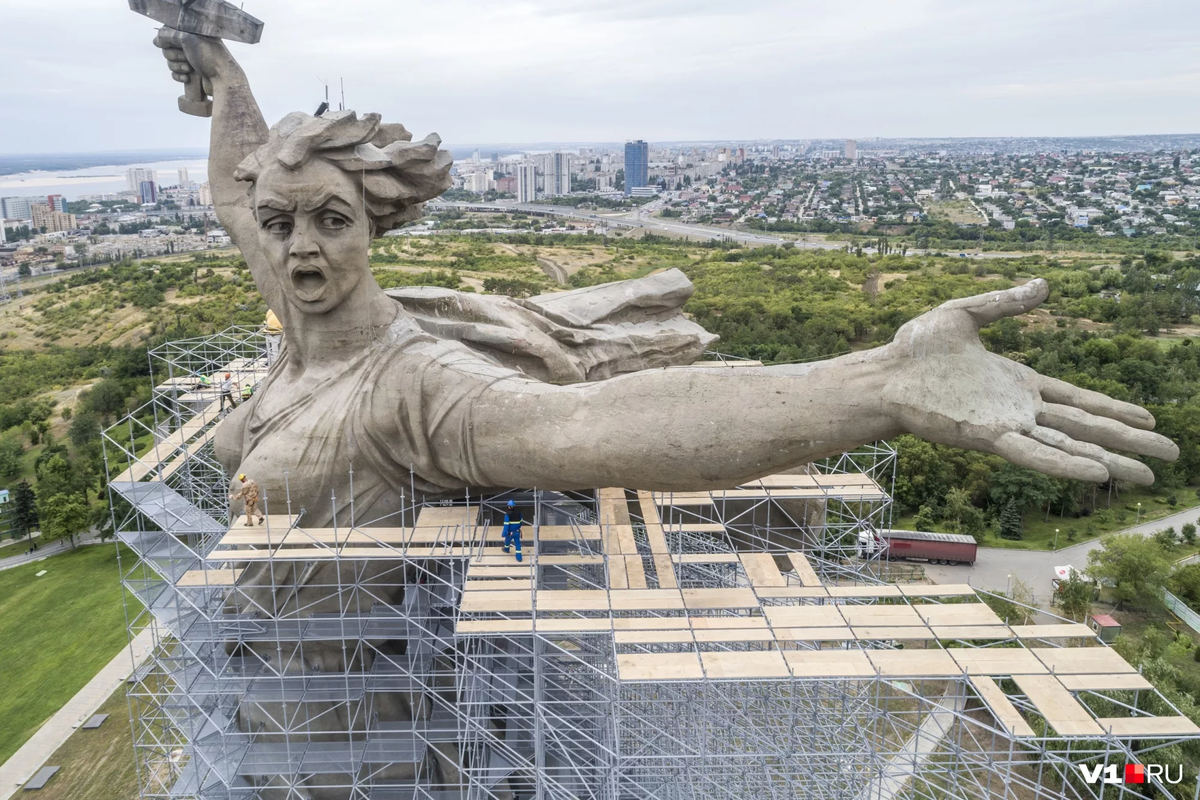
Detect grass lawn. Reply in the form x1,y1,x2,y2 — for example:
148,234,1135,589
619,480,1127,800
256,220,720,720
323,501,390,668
1099,602,1200,686
0,544,137,766
893,486,1200,551
25,683,139,800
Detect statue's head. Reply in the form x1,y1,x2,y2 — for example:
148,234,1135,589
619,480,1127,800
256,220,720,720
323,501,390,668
234,111,452,315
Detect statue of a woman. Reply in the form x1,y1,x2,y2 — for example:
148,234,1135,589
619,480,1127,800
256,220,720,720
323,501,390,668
154,32,1175,519
150,30,1179,800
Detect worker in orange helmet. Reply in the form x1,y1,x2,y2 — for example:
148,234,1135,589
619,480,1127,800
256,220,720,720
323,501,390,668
219,372,239,412
229,473,265,527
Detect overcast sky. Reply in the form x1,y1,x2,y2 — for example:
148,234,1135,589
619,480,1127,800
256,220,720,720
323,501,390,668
2,0,1200,154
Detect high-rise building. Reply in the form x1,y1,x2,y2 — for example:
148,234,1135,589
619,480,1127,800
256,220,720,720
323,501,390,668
46,194,67,213
139,181,158,205
178,167,191,188
127,167,157,195
544,152,572,197
516,163,538,203
199,182,214,206
845,140,857,160
31,203,77,233
1,196,39,221
0,221,6,245
624,140,649,196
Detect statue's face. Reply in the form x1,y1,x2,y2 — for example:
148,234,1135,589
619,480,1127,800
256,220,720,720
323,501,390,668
254,159,370,315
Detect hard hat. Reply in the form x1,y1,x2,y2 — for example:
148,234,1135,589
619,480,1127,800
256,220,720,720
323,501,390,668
507,500,515,508
238,473,246,481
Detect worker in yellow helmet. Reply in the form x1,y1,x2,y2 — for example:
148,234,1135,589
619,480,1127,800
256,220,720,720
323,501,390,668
229,473,264,527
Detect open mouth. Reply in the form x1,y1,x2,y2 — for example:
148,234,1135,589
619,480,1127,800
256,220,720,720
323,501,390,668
291,266,328,302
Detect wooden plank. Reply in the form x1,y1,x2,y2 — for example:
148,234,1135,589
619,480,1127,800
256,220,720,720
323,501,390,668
456,619,534,634
867,649,962,677
608,553,629,590
652,492,714,507
208,547,335,561
915,603,1004,628
459,591,533,614
617,652,703,681
689,617,769,630
1014,674,1104,737
663,523,726,533
614,630,694,644
536,590,609,612
651,552,676,590
839,606,924,627
613,526,639,557
899,584,977,598
970,676,1036,737
637,491,662,526
681,588,759,609
538,554,605,565
852,627,937,641
931,626,1013,640
784,650,874,677
1010,624,1096,640
826,586,903,598
1058,674,1154,692
535,618,614,633
740,553,787,588
623,555,648,590
467,566,532,578
465,579,533,592
416,506,480,528
786,552,821,587
612,618,690,631
948,649,1048,676
1096,716,1200,737
753,587,831,599
1030,647,1136,675
693,628,778,643
671,554,741,564
701,651,790,679
177,568,242,587
535,525,602,541
773,627,856,641
763,606,846,628
609,589,686,611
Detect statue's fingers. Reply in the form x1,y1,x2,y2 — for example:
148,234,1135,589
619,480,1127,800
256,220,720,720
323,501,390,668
941,278,1048,327
1037,403,1179,461
1038,374,1155,430
170,62,193,75
172,73,188,84
1029,426,1155,485
993,431,1109,483
154,27,188,50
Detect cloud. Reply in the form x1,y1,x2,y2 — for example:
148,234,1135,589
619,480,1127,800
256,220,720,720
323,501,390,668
1,0,1199,152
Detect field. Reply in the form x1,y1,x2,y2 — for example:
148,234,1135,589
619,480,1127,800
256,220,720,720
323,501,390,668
925,199,987,226
0,544,137,765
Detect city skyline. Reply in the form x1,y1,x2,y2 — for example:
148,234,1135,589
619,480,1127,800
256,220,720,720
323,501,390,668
4,1,1200,153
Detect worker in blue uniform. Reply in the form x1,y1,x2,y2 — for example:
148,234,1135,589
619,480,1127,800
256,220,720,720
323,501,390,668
502,500,524,562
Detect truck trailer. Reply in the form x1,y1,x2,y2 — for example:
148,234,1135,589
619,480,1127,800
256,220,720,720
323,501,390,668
877,529,978,566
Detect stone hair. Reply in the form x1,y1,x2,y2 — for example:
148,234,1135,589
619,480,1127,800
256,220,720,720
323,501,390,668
234,110,454,236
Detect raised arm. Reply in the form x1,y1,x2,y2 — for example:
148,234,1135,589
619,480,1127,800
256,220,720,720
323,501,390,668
154,30,269,278
450,281,1177,491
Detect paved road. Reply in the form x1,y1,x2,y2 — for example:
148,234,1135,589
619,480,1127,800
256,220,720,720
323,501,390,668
0,628,153,799
923,505,1200,604
0,533,104,573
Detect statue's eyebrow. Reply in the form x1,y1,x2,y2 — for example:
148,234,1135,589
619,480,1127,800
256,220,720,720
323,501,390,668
256,193,296,213
303,189,356,213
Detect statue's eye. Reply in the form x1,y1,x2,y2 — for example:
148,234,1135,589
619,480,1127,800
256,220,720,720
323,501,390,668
320,213,349,230
264,218,293,236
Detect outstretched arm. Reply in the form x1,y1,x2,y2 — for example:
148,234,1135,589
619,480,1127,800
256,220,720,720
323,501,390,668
450,280,1176,491
154,30,268,273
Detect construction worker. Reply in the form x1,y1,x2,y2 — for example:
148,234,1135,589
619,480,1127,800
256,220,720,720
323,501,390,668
229,473,265,527
502,499,523,562
219,372,239,412
241,382,254,402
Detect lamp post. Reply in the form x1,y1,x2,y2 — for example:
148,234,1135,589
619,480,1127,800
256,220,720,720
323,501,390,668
1054,528,1060,550
1137,502,1142,525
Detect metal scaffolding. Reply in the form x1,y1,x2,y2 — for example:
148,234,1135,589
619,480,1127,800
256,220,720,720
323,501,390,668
106,328,1200,800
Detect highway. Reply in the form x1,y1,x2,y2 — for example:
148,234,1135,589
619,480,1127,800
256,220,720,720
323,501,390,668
428,199,835,248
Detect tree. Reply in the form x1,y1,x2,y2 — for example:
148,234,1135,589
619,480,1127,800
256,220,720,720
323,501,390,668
942,487,985,538
9,480,37,540
999,500,1023,540
0,431,24,480
36,492,90,549
989,463,1057,515
1056,572,1095,622
1086,533,1171,610
1183,523,1197,546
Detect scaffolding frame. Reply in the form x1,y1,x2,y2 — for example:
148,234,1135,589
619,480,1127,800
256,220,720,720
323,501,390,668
105,329,1200,800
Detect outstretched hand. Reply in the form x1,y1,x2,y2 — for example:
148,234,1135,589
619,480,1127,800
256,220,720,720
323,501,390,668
880,278,1177,485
